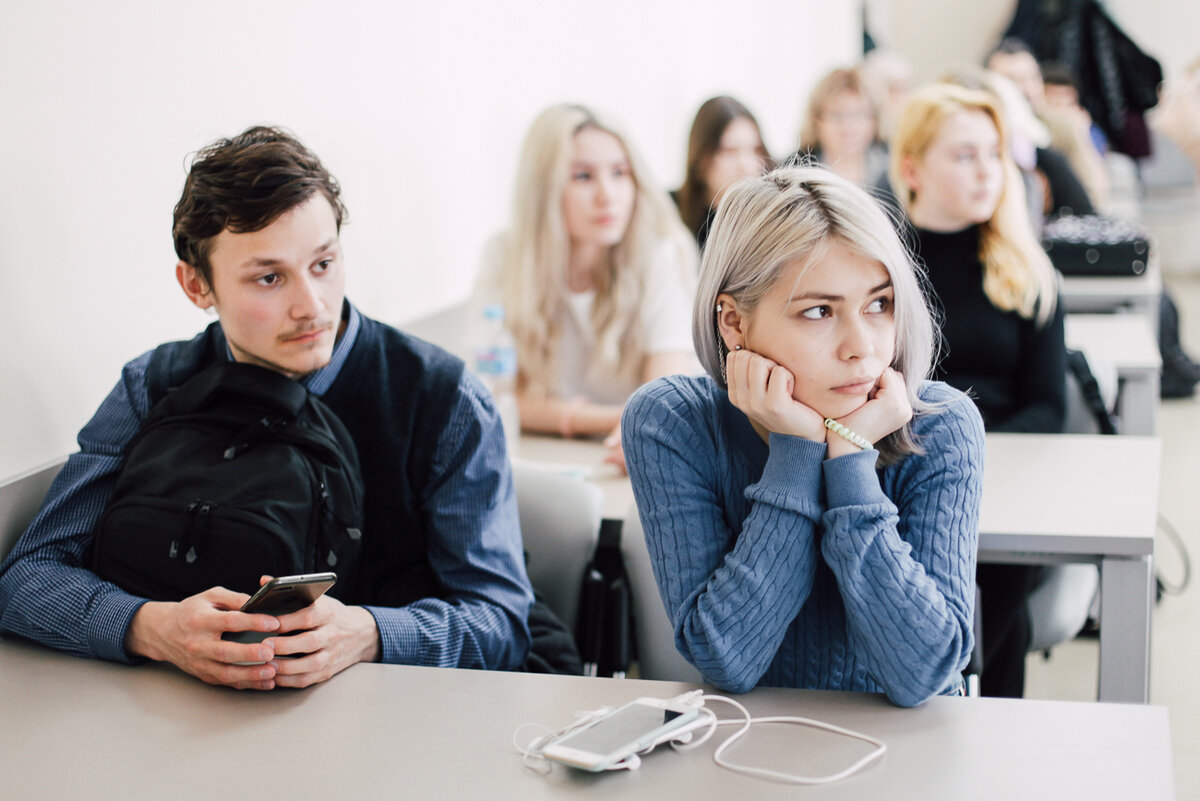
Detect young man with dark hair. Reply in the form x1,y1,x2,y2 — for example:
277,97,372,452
0,126,535,689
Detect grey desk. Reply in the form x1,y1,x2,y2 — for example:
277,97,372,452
979,434,1160,703
520,433,1161,704
1060,256,1161,329
0,639,1174,800
1065,313,1162,435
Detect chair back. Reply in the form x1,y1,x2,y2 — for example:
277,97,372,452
511,462,603,634
0,457,66,562
621,507,704,683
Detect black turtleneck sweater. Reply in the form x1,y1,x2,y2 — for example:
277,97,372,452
914,225,1066,433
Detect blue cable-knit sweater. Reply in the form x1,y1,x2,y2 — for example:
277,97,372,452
622,375,984,707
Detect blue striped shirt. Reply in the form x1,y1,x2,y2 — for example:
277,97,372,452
0,304,533,670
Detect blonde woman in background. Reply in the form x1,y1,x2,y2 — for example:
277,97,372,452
475,104,699,470
796,67,889,189
891,82,1066,699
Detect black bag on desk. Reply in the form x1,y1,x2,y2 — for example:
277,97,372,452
1042,215,1151,276
91,361,365,602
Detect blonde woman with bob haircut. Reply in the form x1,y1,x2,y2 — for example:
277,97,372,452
891,83,1066,699
622,166,984,707
475,103,698,469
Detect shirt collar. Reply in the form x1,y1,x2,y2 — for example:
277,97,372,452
218,299,360,396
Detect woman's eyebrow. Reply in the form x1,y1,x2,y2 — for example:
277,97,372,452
789,279,893,303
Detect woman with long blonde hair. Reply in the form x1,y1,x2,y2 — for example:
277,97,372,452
890,82,1066,698
475,104,698,468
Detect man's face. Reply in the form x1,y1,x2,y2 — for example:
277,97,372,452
178,195,346,378
988,51,1045,112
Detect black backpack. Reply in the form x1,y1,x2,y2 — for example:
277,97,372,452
91,361,364,602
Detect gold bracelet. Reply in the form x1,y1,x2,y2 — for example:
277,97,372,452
823,418,873,450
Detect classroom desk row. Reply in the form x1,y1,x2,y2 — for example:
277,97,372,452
517,432,1161,705
0,638,1174,800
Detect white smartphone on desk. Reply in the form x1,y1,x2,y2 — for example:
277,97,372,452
543,696,700,772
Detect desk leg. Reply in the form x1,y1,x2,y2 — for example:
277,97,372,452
1118,373,1159,436
1098,555,1153,703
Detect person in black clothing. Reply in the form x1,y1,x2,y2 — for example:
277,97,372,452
674,96,773,249
891,83,1066,698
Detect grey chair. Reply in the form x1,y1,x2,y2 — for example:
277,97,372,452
620,506,704,683
0,457,66,562
511,461,604,635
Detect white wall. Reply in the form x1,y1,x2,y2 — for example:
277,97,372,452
0,1,859,478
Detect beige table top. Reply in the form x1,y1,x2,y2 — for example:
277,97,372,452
0,639,1174,800
520,433,1162,562
1065,313,1162,372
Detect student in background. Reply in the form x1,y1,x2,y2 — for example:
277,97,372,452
475,104,699,471
861,49,914,142
796,68,889,190
891,83,1066,698
623,165,984,707
674,96,774,249
1150,56,1200,173
986,39,1110,212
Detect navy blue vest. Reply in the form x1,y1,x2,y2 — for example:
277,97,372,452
147,311,465,607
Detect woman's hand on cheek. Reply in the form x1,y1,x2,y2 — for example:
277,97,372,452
726,349,826,441
835,367,913,446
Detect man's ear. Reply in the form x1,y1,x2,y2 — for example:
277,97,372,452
715,293,747,351
176,261,214,310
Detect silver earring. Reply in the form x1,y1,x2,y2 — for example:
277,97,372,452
716,303,723,313
734,344,742,351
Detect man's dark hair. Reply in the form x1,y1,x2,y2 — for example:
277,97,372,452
986,36,1036,64
1041,62,1080,91
172,125,348,288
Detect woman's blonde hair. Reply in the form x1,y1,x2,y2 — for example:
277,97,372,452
889,82,1057,325
501,103,697,395
694,165,939,464
797,67,881,151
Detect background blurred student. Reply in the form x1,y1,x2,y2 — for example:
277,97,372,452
674,96,773,249
474,103,699,470
861,49,914,143
986,39,1110,213
942,66,1095,229
1150,55,1200,173
796,67,889,189
624,165,984,707
891,83,1066,698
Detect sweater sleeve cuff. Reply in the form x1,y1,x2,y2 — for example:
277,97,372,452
822,449,888,509
89,591,149,664
752,433,827,509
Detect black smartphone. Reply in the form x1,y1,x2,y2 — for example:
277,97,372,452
221,572,337,645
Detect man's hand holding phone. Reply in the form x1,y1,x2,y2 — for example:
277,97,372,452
125,586,285,691
262,586,381,689
125,572,378,690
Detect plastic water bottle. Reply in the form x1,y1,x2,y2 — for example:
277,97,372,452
473,304,520,456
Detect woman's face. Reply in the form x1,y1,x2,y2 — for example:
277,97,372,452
704,117,766,204
733,239,897,419
904,109,1004,231
815,90,876,158
561,128,636,251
